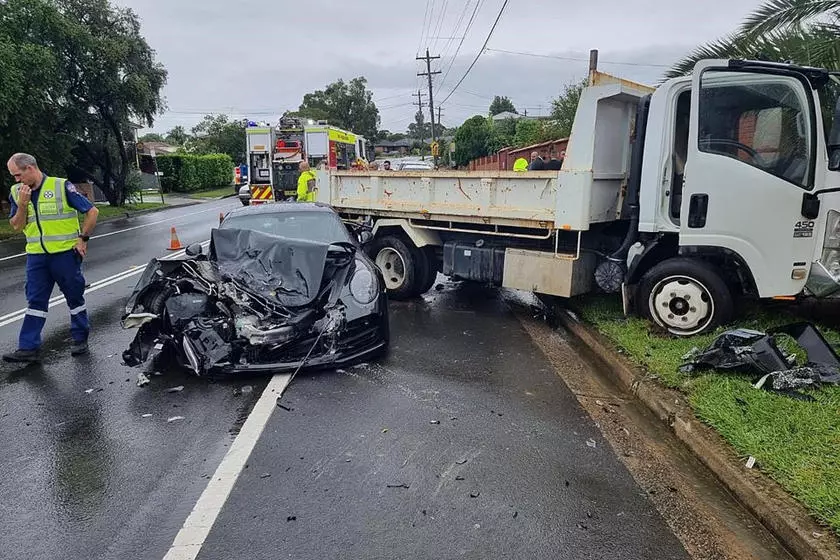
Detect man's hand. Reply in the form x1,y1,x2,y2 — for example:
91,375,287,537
74,238,88,259
18,185,31,205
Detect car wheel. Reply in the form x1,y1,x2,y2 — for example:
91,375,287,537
371,235,427,300
415,247,439,296
637,258,733,336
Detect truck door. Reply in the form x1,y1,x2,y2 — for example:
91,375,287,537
682,60,820,297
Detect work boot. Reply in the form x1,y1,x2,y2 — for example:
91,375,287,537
70,341,89,357
2,349,40,363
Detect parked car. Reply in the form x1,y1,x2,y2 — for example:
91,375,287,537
121,203,389,376
396,160,434,171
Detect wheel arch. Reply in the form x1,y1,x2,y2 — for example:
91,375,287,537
371,219,442,249
677,245,759,297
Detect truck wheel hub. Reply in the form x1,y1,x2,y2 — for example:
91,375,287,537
651,277,712,332
375,248,406,290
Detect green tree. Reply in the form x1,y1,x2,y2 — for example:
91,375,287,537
165,125,189,146
487,117,517,153
452,115,491,167
489,96,517,116
549,79,586,138
0,0,167,205
297,77,380,140
668,1,840,76
138,133,164,143
189,114,246,164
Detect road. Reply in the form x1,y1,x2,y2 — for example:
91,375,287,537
0,200,787,560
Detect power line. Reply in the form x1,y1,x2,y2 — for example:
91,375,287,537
437,0,472,62
417,0,433,56
435,0,484,95
484,47,672,68
439,0,509,106
417,48,442,160
430,0,449,53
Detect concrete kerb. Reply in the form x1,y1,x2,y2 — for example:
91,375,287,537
555,308,840,560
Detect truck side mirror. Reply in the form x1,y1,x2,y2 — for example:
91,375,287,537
802,193,820,220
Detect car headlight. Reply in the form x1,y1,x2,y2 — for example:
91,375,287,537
350,266,378,304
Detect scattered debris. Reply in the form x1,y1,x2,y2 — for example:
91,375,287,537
586,438,597,449
260,473,271,479
387,483,410,489
136,373,151,387
167,385,184,393
513,511,518,518
455,476,465,481
276,398,292,411
470,492,480,498
84,388,95,394
681,323,840,398
745,456,757,469
429,420,440,425
435,284,444,291
455,459,468,465
287,516,297,522
565,480,570,487
473,524,481,529
167,416,185,423
382,428,389,433
240,385,254,394
813,532,825,539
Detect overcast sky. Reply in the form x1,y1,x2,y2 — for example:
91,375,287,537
119,0,764,136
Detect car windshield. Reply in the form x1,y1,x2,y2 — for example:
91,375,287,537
221,210,353,245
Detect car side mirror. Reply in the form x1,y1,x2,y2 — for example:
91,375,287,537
185,242,203,257
358,230,373,245
802,193,820,220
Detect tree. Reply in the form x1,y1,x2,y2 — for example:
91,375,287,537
189,114,246,164
0,0,167,205
297,77,380,140
486,117,517,153
165,125,189,146
549,79,586,138
138,133,164,143
513,119,544,148
489,96,517,116
668,1,840,76
452,115,491,167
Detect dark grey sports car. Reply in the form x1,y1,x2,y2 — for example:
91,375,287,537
122,203,389,376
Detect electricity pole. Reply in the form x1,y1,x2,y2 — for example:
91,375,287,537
417,48,441,163
413,90,426,149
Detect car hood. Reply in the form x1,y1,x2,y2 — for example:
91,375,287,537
211,228,343,308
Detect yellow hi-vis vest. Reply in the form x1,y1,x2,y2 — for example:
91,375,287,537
513,158,529,172
297,170,317,202
11,177,80,254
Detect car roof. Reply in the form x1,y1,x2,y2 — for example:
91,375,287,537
224,202,337,219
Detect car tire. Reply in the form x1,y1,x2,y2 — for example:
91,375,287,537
370,235,427,300
415,246,439,296
637,258,733,336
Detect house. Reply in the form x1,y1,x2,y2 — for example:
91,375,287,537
373,139,413,155
137,141,179,175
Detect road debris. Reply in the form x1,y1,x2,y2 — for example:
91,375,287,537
455,476,465,481
470,492,480,498
260,473,271,479
141,414,153,418
455,459,468,465
167,416,185,423
167,385,184,393
84,388,95,394
136,372,151,387
429,420,440,425
745,456,756,469
386,483,410,489
586,438,597,449
240,385,253,394
287,516,297,522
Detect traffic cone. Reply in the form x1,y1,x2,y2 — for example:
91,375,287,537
167,226,183,251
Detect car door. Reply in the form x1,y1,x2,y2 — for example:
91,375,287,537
681,60,821,297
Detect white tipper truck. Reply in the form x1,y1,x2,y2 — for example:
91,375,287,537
315,59,840,336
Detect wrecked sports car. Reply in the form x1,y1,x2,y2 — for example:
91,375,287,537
122,203,389,376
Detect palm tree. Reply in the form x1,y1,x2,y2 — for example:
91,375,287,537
667,0,840,78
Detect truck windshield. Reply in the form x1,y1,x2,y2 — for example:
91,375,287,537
819,74,840,149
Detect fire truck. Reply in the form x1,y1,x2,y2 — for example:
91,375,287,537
241,118,369,205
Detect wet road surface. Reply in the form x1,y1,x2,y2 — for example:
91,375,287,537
196,284,688,560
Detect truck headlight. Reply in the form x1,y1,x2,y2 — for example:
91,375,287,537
825,210,840,249
350,266,378,304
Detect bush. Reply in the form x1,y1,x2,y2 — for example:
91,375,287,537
157,153,233,192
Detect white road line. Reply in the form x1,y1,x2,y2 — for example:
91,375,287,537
163,373,293,560
0,202,228,263
0,241,209,328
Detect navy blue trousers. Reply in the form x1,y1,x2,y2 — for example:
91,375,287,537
20,250,89,350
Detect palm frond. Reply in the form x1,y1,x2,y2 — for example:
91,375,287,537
741,0,840,35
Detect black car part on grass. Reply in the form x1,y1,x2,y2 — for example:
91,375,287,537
682,322,840,398
121,228,388,376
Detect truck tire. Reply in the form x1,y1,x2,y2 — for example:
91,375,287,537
637,258,733,336
370,235,429,300
416,247,439,296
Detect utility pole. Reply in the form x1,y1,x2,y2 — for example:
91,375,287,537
417,48,441,163
413,90,426,150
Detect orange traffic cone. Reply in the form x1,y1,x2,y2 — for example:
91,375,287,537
167,226,183,251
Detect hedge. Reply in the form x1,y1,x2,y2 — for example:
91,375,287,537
157,153,233,192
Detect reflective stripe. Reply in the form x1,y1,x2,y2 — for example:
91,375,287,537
38,212,77,222
27,233,79,243
69,305,87,316
25,308,49,318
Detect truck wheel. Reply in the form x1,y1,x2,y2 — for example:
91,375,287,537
416,247,439,296
638,258,733,336
371,235,428,300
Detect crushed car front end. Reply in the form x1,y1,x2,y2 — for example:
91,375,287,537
121,228,388,377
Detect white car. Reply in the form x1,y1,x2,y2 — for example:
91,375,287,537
396,160,434,171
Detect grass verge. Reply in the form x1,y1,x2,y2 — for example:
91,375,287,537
573,295,840,536
0,202,167,242
187,186,236,199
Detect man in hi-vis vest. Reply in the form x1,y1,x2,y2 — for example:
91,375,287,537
3,153,99,363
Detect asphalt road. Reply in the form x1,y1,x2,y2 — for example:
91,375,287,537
0,201,692,559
